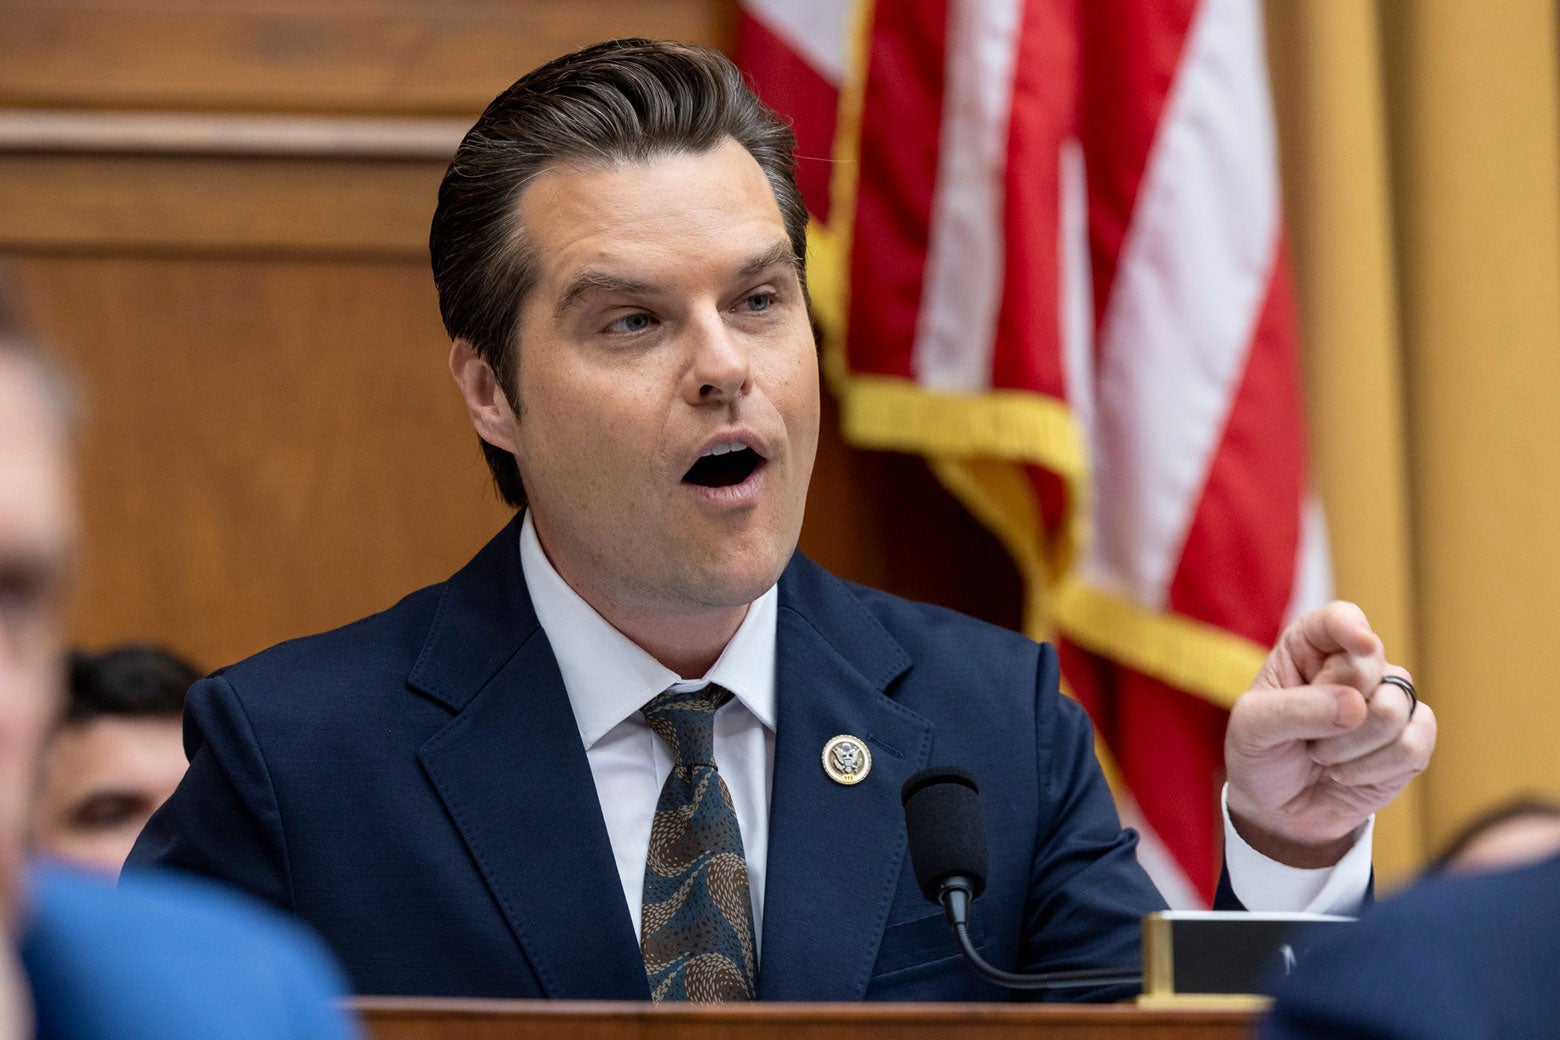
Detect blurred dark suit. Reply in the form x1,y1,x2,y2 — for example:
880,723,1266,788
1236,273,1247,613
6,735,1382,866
1262,852,1560,1039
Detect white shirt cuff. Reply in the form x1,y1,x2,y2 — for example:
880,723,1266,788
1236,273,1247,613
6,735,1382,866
1221,784,1372,915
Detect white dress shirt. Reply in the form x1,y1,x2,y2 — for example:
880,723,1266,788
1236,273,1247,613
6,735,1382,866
519,513,775,949
518,512,1371,952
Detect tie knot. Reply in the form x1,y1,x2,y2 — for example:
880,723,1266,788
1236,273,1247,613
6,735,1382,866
642,685,731,768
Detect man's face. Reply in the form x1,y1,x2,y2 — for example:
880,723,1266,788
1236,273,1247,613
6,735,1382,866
0,352,72,934
32,715,186,876
506,139,819,621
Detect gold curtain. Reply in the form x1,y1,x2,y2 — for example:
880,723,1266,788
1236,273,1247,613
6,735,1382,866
1267,0,1560,885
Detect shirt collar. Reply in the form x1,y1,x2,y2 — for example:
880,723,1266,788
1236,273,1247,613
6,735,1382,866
518,511,778,749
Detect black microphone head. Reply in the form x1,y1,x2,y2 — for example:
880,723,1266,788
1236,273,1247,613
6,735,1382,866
901,766,988,903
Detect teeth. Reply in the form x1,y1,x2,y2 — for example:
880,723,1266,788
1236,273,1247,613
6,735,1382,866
701,440,746,458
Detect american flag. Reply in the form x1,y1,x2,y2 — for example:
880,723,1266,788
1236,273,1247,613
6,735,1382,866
738,0,1329,906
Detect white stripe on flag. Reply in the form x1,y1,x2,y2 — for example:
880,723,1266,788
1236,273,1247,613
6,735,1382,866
742,0,853,86
1061,139,1097,452
912,0,1022,392
1085,0,1281,607
1283,494,1334,626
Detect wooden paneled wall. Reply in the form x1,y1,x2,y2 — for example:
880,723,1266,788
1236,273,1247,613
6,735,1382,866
0,0,1020,670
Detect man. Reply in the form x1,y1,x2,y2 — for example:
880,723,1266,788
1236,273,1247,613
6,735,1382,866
0,295,355,1038
1261,852,1560,1039
130,40,1436,1002
33,644,196,875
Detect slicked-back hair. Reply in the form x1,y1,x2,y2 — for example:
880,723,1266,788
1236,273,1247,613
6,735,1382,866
429,38,809,509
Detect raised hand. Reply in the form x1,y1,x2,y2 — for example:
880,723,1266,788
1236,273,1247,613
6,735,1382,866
1225,602,1436,867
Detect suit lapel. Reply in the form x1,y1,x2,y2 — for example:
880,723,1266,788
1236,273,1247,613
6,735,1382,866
757,557,930,1000
411,519,648,999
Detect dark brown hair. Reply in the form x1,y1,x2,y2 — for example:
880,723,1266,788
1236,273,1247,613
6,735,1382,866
429,38,809,509
66,643,200,723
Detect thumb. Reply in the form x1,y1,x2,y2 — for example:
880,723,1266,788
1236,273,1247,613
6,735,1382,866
1228,684,1368,755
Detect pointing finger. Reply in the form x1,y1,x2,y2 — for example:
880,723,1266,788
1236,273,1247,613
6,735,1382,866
1261,602,1383,689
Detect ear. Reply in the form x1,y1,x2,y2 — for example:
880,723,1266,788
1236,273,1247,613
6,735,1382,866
448,338,519,455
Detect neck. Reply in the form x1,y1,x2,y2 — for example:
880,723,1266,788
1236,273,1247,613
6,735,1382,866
598,602,749,679
529,521,750,678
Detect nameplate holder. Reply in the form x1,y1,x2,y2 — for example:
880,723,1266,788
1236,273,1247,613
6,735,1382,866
1137,911,1355,1009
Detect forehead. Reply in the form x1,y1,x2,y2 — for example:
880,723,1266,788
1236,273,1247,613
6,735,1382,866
516,139,792,297
52,715,188,782
0,351,72,550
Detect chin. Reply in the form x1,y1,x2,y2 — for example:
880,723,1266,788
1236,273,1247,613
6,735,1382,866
689,550,791,609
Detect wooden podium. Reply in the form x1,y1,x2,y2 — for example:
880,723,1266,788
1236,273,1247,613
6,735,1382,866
353,999,1259,1040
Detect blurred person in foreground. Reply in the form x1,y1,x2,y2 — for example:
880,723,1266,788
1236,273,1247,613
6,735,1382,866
1260,848,1560,1039
131,39,1435,1003
32,645,196,875
1262,797,1560,1038
0,295,355,1039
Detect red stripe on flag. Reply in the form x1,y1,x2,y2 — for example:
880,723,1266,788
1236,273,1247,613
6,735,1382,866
1112,666,1226,900
1060,640,1225,902
845,0,950,378
1078,0,1200,335
1167,240,1304,647
735,11,842,224
989,0,1074,401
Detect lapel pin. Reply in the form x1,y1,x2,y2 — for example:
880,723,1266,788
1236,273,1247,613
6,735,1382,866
822,735,872,785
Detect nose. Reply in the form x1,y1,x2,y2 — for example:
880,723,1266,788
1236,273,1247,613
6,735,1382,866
683,313,752,406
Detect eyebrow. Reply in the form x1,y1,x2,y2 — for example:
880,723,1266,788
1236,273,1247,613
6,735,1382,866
552,241,801,322
735,241,802,281
553,271,658,322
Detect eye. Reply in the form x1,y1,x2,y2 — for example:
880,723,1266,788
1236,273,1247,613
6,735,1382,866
740,291,775,314
604,312,655,334
70,792,152,831
0,562,56,646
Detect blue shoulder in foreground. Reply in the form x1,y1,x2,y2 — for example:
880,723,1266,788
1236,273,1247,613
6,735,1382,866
1260,852,1560,1040
21,865,357,1040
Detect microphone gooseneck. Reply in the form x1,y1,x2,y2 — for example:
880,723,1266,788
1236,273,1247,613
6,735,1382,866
900,767,1142,992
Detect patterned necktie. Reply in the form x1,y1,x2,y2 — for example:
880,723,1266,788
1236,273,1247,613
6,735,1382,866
639,685,757,1002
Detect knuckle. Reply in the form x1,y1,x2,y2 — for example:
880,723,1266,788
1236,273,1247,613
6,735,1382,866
1369,691,1406,726
1399,723,1432,766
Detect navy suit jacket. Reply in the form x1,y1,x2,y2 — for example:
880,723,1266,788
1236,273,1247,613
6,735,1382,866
22,865,354,1040
130,515,1174,1001
1261,853,1560,1039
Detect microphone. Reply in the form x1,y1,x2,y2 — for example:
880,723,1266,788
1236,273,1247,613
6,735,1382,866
900,767,1141,991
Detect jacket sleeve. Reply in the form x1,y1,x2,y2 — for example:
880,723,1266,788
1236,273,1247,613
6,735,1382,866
1017,642,1168,1002
126,674,295,913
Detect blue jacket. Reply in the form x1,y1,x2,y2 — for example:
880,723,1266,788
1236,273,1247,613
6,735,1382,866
130,515,1172,1000
21,865,355,1040
1262,852,1560,1039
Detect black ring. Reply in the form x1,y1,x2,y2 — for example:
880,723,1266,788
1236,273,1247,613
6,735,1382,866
1379,675,1417,719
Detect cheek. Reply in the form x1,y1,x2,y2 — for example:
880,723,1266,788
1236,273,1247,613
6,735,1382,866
0,690,55,777
517,376,664,499
772,353,821,449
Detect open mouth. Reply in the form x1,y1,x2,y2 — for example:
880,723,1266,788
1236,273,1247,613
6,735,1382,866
683,441,765,488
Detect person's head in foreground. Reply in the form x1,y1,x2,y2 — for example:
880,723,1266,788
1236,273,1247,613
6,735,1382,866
32,644,197,875
0,291,357,1040
0,290,75,1035
0,299,74,940
437,38,819,675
